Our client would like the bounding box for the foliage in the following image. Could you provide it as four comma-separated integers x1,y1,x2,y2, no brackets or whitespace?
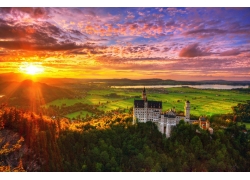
0,107,250,172
232,101,250,123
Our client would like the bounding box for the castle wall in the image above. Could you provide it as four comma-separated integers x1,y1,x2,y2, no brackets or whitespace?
133,107,161,123
134,106,191,137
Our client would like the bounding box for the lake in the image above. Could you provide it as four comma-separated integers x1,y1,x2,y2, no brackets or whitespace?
111,84,249,90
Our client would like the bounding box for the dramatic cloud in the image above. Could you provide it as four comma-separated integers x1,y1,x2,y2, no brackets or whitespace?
0,39,102,51
0,7,50,19
179,43,211,57
220,49,241,56
185,28,227,36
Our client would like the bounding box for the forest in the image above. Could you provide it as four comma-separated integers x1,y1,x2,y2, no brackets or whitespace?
0,102,250,172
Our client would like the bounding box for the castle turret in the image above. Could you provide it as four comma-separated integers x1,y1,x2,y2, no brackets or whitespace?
142,87,147,101
185,100,190,120
160,114,165,134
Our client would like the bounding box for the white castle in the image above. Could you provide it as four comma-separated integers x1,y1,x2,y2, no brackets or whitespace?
133,87,190,137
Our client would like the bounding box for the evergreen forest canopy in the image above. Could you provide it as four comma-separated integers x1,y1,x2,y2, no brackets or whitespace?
232,100,250,123
0,103,250,172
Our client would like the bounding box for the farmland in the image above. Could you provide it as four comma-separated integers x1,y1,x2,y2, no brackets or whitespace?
44,86,250,120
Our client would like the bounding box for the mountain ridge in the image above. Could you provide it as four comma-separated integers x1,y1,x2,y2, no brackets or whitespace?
0,73,250,86
0,79,75,112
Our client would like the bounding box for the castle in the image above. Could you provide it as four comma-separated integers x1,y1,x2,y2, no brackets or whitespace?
133,87,191,137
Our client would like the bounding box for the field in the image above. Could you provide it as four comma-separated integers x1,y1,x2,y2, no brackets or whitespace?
243,123,250,130
45,87,250,120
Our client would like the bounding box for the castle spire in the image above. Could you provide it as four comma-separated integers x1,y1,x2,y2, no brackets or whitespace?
142,87,147,101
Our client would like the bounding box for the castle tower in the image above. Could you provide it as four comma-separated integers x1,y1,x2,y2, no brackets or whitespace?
142,87,147,101
159,114,165,134
185,100,190,120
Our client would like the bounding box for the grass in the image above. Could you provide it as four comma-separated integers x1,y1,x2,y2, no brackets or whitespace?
45,87,250,118
242,123,250,130
44,98,83,107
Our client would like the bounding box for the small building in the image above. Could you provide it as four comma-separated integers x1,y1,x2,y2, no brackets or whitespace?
199,116,213,134
199,116,210,130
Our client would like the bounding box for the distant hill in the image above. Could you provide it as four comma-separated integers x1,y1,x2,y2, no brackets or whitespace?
0,79,75,111
0,73,27,83
0,73,250,86
85,79,250,86
0,73,86,86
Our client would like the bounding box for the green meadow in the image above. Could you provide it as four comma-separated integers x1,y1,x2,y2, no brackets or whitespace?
45,87,250,119
242,123,250,130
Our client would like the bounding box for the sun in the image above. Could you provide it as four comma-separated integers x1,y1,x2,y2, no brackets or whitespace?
25,65,43,75
20,64,44,75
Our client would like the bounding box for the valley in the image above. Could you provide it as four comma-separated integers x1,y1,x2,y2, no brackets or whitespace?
44,86,250,120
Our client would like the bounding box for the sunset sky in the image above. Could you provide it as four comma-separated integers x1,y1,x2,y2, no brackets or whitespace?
0,7,250,80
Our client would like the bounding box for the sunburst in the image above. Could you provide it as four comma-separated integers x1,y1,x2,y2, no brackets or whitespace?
20,64,44,75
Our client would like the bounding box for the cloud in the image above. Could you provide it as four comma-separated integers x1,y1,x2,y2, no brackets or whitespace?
167,8,187,16
0,19,94,51
0,40,97,51
150,47,160,52
126,11,135,19
0,41,35,50
69,29,84,36
32,8,50,19
179,43,211,57
138,12,144,16
165,20,175,27
185,28,227,37
40,22,63,37
86,9,96,17
0,51,9,56
0,7,50,19
185,24,250,38
162,47,170,52
0,19,25,39
0,19,60,42
219,49,241,56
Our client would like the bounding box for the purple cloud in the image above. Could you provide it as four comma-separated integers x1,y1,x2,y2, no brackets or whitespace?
0,7,50,19
179,43,211,57
220,49,241,56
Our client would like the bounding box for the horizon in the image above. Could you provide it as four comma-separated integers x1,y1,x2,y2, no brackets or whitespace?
1,72,250,82
0,7,250,81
